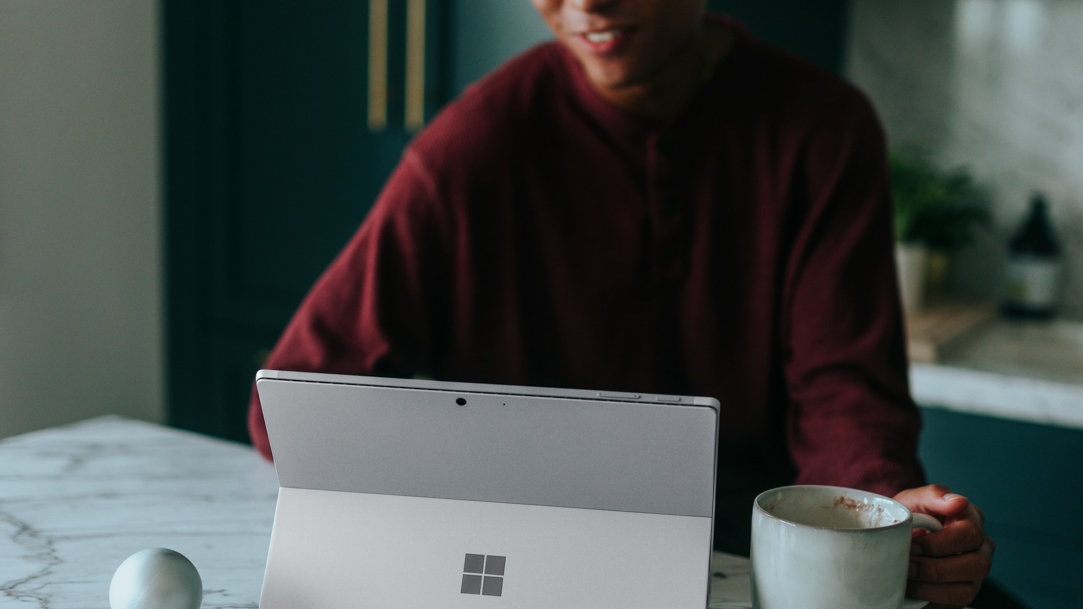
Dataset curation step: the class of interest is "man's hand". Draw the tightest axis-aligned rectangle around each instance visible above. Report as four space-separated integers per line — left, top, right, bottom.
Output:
894 485 995 608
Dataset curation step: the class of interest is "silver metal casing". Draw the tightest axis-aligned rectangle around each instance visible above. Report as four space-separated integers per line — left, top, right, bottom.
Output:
257 370 719 609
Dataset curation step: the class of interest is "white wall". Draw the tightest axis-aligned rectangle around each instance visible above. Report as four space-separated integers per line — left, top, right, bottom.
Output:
0 0 162 438
847 0 1083 319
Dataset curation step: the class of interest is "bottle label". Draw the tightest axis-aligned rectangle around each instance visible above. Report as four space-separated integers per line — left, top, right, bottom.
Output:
1003 256 1062 308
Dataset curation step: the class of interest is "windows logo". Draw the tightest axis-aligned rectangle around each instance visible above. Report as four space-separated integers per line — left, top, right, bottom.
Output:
460 554 505 597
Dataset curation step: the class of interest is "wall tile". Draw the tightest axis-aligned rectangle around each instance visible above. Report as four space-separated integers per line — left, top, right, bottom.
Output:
847 0 1083 319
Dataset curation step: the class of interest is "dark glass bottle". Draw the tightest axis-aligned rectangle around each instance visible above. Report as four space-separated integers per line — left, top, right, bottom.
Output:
1002 193 1062 319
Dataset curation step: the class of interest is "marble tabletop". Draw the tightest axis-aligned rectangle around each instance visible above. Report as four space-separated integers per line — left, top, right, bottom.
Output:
0 416 752 608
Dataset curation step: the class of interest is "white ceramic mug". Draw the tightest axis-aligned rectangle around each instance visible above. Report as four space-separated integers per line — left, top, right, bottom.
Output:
751 485 943 609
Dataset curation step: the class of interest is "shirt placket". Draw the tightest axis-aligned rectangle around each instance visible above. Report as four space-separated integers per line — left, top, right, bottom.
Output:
647 131 692 286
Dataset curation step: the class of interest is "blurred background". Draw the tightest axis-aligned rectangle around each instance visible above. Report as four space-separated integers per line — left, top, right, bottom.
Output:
1 1 1081 607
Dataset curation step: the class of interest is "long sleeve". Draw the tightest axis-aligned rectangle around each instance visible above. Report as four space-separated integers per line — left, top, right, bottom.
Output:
780 96 926 497
247 150 452 460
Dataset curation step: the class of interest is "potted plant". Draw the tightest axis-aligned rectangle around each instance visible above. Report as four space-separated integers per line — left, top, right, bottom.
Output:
890 149 989 312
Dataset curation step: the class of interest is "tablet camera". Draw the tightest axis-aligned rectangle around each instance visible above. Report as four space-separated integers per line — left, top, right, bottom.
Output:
456 397 467 406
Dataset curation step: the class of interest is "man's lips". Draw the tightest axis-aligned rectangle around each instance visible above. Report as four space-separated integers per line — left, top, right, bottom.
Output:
574 27 633 55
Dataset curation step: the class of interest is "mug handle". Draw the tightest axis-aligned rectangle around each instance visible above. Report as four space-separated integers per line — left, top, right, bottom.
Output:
911 513 944 533
901 513 945 609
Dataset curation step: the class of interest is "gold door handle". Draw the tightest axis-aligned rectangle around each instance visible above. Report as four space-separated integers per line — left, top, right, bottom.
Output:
368 0 388 132
405 0 426 131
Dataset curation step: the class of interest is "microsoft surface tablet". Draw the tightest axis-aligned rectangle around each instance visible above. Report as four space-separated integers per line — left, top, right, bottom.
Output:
256 370 719 609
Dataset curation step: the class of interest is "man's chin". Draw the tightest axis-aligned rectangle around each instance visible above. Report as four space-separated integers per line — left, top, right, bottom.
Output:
582 65 649 96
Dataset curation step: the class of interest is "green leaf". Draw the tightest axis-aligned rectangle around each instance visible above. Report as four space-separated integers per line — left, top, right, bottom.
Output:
890 148 990 250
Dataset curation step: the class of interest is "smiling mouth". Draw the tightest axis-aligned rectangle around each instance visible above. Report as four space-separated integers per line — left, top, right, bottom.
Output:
584 29 620 44
576 27 632 54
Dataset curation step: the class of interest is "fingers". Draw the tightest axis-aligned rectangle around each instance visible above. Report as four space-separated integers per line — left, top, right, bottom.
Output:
895 484 970 519
906 580 982 608
971 502 985 524
911 506 987 557
897 485 993 608
907 535 994 608
909 536 995 583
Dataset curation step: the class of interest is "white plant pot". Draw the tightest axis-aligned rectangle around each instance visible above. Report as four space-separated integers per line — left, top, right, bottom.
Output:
895 243 928 314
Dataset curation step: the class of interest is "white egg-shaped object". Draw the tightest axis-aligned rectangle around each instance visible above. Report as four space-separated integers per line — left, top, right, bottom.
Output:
109 548 203 609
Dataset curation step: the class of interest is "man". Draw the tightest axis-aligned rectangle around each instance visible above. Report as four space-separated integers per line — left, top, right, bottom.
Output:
248 0 995 606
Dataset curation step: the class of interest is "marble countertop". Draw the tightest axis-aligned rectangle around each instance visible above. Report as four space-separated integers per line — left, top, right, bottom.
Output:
0 416 752 608
909 319 1083 430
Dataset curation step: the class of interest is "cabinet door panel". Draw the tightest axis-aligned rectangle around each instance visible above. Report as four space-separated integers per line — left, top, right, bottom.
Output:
708 0 849 73
227 1 406 304
919 407 1083 608
166 0 447 442
985 531 1082 609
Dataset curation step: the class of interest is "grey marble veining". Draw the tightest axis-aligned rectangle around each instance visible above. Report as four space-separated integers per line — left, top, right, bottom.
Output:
0 416 279 609
847 0 1083 320
0 416 753 608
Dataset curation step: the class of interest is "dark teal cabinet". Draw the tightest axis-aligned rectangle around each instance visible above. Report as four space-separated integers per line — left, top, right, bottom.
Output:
920 407 1083 609
709 0 850 73
165 0 449 442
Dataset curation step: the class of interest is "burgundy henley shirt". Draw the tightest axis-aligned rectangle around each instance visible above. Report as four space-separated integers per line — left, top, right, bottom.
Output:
248 22 925 553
